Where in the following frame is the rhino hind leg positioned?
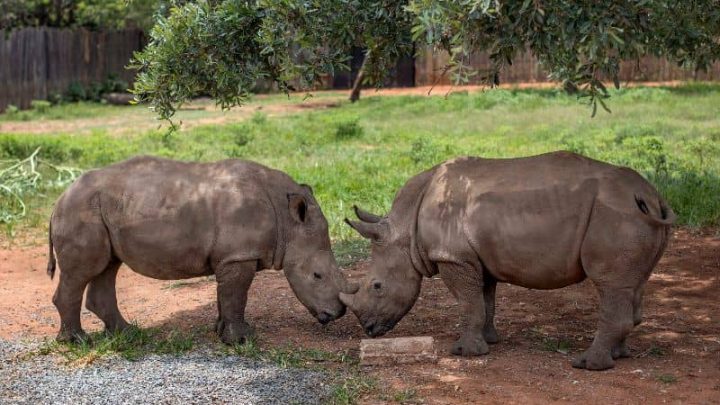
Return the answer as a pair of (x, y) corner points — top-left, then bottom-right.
(574, 203), (665, 370)
(215, 260), (257, 345)
(482, 276), (499, 344)
(85, 260), (130, 334)
(52, 222), (113, 343)
(439, 262), (490, 357)
(53, 273), (92, 343)
(572, 287), (634, 370)
(633, 283), (646, 326)
(609, 282), (647, 359)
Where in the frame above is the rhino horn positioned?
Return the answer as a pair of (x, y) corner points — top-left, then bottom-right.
(344, 280), (360, 294)
(339, 292), (356, 308)
(353, 205), (382, 223)
(344, 218), (385, 241)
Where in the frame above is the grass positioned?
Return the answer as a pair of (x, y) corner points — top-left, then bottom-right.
(381, 388), (421, 404)
(1, 84), (719, 250)
(36, 326), (375, 404)
(657, 374), (678, 384)
(228, 338), (377, 404)
(36, 324), (197, 364)
(539, 337), (573, 355)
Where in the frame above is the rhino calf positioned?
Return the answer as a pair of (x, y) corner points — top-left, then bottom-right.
(48, 156), (356, 344)
(341, 151), (674, 370)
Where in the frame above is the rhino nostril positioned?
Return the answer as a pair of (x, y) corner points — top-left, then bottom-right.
(364, 322), (376, 335)
(317, 311), (333, 325)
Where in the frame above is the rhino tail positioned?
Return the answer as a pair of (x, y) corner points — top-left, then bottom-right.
(47, 215), (56, 280)
(634, 194), (676, 226)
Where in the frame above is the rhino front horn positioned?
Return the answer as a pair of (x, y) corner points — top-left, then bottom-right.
(339, 292), (356, 308)
(353, 205), (382, 223)
(344, 218), (384, 241)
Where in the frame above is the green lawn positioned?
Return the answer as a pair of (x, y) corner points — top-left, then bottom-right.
(1, 84), (718, 251)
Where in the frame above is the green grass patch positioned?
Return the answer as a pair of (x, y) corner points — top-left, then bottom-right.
(0, 101), (136, 122)
(229, 338), (376, 404)
(229, 337), (356, 369)
(325, 372), (378, 405)
(1, 84), (719, 254)
(379, 388), (422, 404)
(539, 337), (573, 355)
(657, 374), (677, 384)
(36, 325), (197, 364)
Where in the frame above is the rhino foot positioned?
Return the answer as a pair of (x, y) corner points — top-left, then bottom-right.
(571, 350), (615, 370)
(483, 326), (500, 344)
(218, 320), (255, 345)
(611, 342), (631, 359)
(451, 334), (490, 357)
(56, 329), (90, 344)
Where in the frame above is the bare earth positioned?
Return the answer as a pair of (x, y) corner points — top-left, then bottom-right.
(1, 228), (718, 404)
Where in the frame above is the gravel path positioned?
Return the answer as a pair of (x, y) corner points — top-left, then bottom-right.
(0, 340), (331, 404)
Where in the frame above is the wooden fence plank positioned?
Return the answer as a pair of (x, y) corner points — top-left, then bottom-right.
(414, 46), (720, 86)
(0, 27), (144, 111)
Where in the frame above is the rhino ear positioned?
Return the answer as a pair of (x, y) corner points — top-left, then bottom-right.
(345, 218), (385, 241)
(288, 193), (308, 223)
(299, 183), (314, 195)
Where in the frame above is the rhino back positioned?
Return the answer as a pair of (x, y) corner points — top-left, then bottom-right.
(418, 152), (649, 289)
(54, 156), (287, 280)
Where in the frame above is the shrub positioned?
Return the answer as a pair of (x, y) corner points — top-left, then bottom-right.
(30, 100), (51, 113)
(4, 105), (19, 115)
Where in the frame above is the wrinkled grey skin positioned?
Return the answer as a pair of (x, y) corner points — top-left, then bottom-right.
(340, 151), (674, 370)
(48, 156), (357, 344)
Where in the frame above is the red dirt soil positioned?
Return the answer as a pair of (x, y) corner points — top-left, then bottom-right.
(1, 228), (718, 404)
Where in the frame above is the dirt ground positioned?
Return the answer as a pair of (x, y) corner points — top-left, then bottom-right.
(1, 227), (718, 404)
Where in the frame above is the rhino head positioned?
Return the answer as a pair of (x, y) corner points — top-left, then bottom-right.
(338, 206), (423, 337)
(282, 188), (359, 324)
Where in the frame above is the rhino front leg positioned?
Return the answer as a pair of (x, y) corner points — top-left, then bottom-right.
(215, 261), (257, 345)
(439, 262), (489, 357)
(482, 275), (499, 344)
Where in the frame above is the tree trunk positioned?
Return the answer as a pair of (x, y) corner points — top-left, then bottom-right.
(349, 55), (368, 103)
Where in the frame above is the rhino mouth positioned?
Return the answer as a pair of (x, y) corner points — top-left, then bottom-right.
(363, 321), (391, 337)
(317, 306), (346, 325)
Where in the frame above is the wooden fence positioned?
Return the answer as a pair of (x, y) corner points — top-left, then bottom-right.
(0, 27), (144, 111)
(415, 46), (720, 86)
(3, 29), (719, 112)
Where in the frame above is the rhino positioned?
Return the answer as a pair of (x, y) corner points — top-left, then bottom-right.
(47, 156), (357, 344)
(340, 151), (675, 370)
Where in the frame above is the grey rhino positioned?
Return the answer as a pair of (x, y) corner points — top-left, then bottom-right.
(340, 151), (674, 370)
(47, 156), (357, 344)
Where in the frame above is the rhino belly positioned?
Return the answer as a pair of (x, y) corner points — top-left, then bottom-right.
(465, 187), (595, 289)
(103, 196), (216, 280)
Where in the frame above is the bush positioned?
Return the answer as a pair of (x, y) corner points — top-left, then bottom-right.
(4, 105), (19, 115)
(65, 82), (87, 102)
(30, 100), (51, 113)
(63, 75), (130, 103)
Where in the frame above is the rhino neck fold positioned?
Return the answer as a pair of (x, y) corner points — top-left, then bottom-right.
(399, 168), (437, 278)
(264, 187), (286, 270)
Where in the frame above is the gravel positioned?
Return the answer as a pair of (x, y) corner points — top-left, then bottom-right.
(0, 340), (331, 404)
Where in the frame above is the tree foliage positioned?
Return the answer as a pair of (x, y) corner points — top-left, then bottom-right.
(131, 0), (720, 119)
(0, 0), (168, 31)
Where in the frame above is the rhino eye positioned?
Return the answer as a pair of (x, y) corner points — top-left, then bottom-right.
(372, 281), (382, 290)
(313, 272), (322, 280)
